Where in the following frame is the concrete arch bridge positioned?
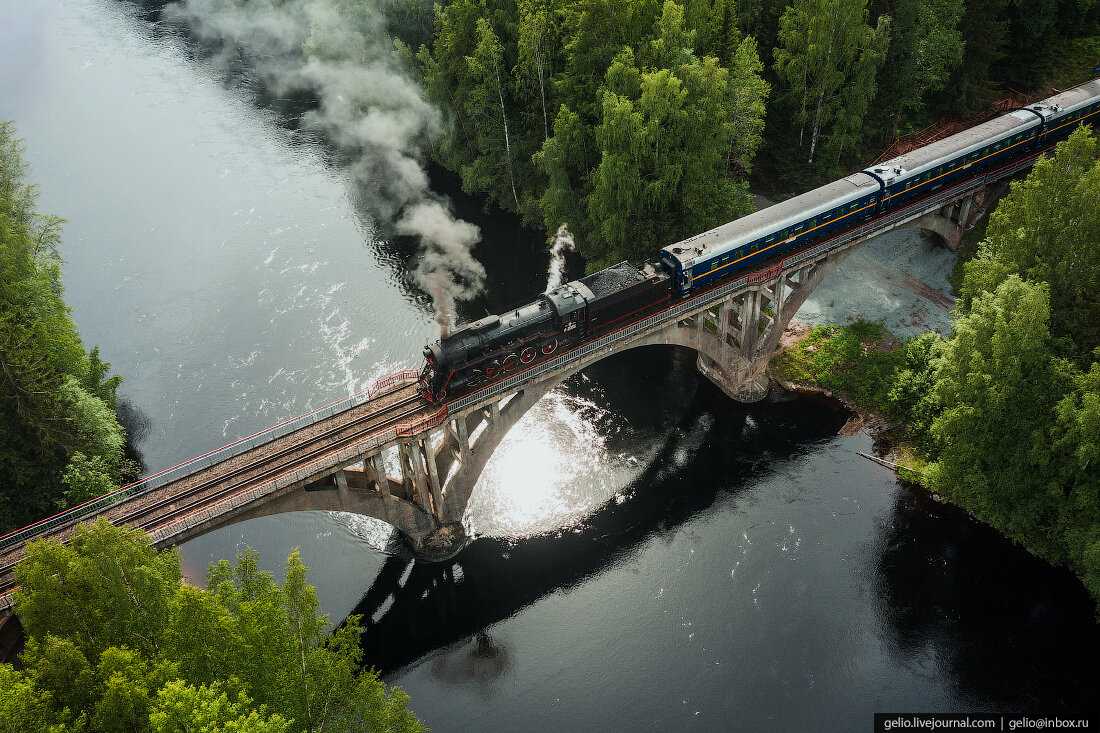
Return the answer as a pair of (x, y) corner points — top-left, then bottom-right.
(0, 156), (1030, 613)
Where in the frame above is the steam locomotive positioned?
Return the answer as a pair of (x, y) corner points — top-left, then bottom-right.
(419, 80), (1100, 404)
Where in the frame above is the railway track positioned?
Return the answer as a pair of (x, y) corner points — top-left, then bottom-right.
(0, 382), (431, 601)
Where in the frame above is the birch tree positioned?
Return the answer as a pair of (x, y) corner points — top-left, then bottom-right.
(773, 0), (890, 165)
(515, 0), (557, 142)
(464, 17), (520, 209)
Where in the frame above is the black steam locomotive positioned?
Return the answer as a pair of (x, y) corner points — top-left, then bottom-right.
(419, 262), (670, 402)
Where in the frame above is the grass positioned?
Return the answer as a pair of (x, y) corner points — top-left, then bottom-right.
(771, 321), (904, 412)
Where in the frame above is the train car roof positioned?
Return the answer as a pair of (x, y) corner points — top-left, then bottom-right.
(868, 80), (1100, 183)
(868, 110), (1034, 182)
(661, 173), (877, 269)
(1045, 79), (1100, 114)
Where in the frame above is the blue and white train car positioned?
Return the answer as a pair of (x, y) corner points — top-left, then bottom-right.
(867, 79), (1100, 209)
(659, 172), (879, 294)
(662, 79), (1100, 296)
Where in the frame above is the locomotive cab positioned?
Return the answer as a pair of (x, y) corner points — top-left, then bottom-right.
(419, 345), (445, 402)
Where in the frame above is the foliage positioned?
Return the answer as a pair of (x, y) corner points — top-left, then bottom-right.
(416, 0), (768, 266)
(926, 277), (1074, 555)
(4, 518), (428, 733)
(960, 126), (1100, 358)
(0, 120), (127, 533)
(772, 0), (891, 169)
(871, 0), (964, 140)
(771, 321), (907, 412)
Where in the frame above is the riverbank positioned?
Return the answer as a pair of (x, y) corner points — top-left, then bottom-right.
(769, 319), (1100, 615)
(769, 321), (909, 461)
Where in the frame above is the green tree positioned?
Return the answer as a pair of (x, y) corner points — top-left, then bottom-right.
(940, 0), (1007, 115)
(875, 0), (963, 140)
(587, 33), (755, 266)
(533, 104), (596, 243)
(773, 0), (891, 166)
(0, 664), (58, 733)
(724, 36), (770, 177)
(150, 682), (291, 733)
(514, 0), (559, 142)
(961, 126), (1100, 356)
(8, 519), (428, 733)
(927, 276), (1073, 554)
(0, 120), (127, 532)
(14, 520), (181, 661)
(463, 17), (521, 210)
(1051, 361), (1100, 602)
(555, 0), (659, 123)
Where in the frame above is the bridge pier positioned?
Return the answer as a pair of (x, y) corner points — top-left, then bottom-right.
(678, 252), (853, 402)
(910, 184), (999, 251)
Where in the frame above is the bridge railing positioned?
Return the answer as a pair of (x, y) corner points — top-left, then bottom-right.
(0, 369), (423, 553)
(145, 405), (450, 546)
(445, 151), (1042, 416)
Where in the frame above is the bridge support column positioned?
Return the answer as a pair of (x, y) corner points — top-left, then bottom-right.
(398, 440), (431, 513)
(688, 250), (856, 402)
(420, 435), (444, 519)
(335, 469), (351, 503)
(911, 185), (995, 251)
(363, 454), (389, 497)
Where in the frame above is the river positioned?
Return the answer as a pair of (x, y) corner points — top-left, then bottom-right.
(1, 0), (1098, 726)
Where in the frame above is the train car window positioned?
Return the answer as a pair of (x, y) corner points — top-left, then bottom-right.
(765, 236), (775, 244)
(822, 212), (832, 222)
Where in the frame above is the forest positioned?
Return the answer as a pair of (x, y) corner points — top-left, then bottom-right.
(397, 0), (1100, 267)
(0, 122), (136, 535)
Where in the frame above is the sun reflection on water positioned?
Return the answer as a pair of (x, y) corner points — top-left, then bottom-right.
(466, 389), (644, 539)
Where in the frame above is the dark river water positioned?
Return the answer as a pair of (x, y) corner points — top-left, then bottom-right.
(2, 1), (1099, 727)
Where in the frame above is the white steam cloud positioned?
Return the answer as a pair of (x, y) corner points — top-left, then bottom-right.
(545, 224), (575, 293)
(167, 0), (484, 333)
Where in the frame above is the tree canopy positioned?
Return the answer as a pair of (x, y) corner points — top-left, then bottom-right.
(0, 121), (132, 534)
(3, 519), (428, 733)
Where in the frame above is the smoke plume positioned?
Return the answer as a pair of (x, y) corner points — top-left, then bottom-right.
(544, 224), (575, 293)
(166, 0), (484, 333)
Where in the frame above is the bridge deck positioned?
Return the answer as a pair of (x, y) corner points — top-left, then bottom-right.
(0, 382), (432, 607)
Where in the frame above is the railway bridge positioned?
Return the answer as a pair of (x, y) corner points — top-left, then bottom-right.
(0, 152), (1037, 614)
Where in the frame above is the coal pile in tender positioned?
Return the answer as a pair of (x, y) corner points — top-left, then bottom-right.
(580, 262), (644, 298)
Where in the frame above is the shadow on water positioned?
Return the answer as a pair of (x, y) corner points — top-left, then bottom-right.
(874, 491), (1100, 712)
(353, 357), (850, 675)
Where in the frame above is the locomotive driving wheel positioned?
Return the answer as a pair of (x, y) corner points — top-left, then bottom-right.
(541, 339), (557, 355)
(520, 346), (536, 363)
(501, 354), (519, 373)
